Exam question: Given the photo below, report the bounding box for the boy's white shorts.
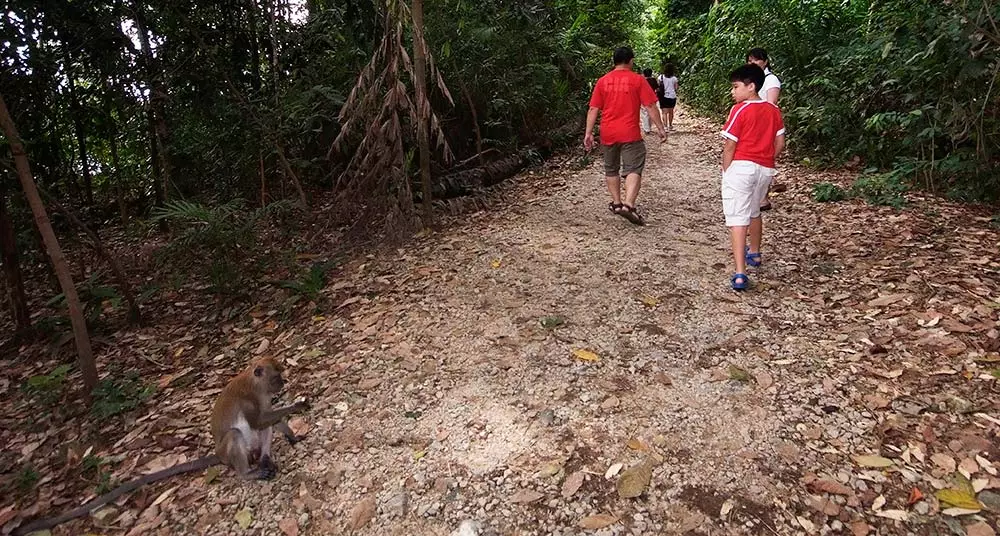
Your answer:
[722,160,776,227]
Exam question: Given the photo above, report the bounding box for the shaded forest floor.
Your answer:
[3,108,1000,536]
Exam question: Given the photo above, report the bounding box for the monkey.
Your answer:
[13,357,307,536]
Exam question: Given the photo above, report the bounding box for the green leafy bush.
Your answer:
[278,260,338,302]
[650,0,1000,201]
[812,182,848,203]
[851,173,908,208]
[21,364,72,406]
[91,373,154,419]
[152,199,293,293]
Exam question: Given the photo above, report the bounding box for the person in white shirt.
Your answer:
[747,48,782,210]
[747,48,781,104]
[657,64,679,131]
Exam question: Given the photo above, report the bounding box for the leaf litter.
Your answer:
[1,111,998,535]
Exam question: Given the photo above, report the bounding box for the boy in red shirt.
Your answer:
[584,47,667,225]
[720,64,785,290]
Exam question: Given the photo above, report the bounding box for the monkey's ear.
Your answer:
[254,366,264,377]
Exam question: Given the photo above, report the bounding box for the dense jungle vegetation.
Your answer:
[1,0,999,386]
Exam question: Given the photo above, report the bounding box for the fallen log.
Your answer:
[418,153,526,200]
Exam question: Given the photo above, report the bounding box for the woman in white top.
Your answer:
[747,48,780,104]
[747,48,782,210]
[657,64,679,131]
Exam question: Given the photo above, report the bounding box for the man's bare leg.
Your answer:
[624,172,642,208]
[606,175,622,205]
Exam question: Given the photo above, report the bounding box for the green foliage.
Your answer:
[45,271,122,325]
[152,199,293,293]
[851,172,908,208]
[650,0,1000,201]
[15,466,40,492]
[90,373,154,419]
[21,364,73,406]
[812,182,848,203]
[81,453,106,474]
[278,260,338,302]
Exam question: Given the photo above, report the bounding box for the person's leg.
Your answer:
[723,161,754,287]
[730,225,748,275]
[618,141,647,224]
[748,217,762,253]
[607,175,622,204]
[667,107,675,130]
[624,172,642,207]
[748,165,771,254]
[603,144,623,210]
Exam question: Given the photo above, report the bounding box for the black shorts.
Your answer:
[659,97,677,109]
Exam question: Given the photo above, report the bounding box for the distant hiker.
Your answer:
[657,64,679,131]
[584,47,667,226]
[720,64,785,291]
[747,47,783,210]
[641,68,659,134]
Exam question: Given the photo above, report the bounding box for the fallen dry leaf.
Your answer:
[617,458,655,499]
[572,349,600,362]
[278,517,299,536]
[907,486,924,505]
[578,514,618,529]
[854,455,894,468]
[234,508,253,530]
[850,520,871,536]
[288,417,310,438]
[347,496,376,530]
[605,463,624,479]
[932,453,957,473]
[509,489,545,504]
[966,521,997,536]
[562,471,585,499]
[807,479,852,496]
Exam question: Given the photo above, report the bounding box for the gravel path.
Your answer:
[135,109,998,536]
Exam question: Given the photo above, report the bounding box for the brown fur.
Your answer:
[13,357,307,536]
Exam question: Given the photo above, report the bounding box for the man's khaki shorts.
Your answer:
[602,140,646,177]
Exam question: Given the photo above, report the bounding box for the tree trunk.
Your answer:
[0,181,31,339]
[63,47,94,205]
[411,0,433,221]
[459,80,484,166]
[133,0,173,201]
[0,93,97,392]
[104,85,128,225]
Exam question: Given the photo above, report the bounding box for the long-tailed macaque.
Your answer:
[13,357,307,536]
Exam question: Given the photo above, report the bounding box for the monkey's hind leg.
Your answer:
[255,426,278,480]
[221,429,274,481]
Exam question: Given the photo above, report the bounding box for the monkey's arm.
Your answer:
[13,455,219,536]
[249,400,308,430]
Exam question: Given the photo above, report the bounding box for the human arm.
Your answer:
[647,103,667,141]
[584,106,599,151]
[723,139,737,172]
[774,133,785,157]
[766,87,780,104]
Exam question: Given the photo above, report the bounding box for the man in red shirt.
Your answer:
[720,64,785,290]
[584,47,667,225]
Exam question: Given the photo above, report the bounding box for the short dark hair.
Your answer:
[613,47,634,65]
[730,64,765,92]
[663,63,675,77]
[642,67,652,77]
[746,47,769,64]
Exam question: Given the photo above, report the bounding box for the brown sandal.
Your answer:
[619,204,645,226]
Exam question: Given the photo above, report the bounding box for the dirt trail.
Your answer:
[91,109,999,535]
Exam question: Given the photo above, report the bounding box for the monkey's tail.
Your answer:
[13,455,220,536]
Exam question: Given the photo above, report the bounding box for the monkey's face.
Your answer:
[252,359,286,395]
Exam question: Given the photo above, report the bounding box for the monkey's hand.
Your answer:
[292,396,310,412]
